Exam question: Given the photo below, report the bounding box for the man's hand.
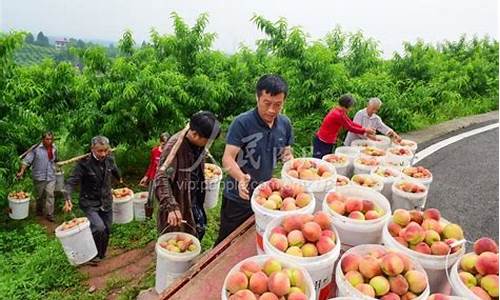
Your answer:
[238,174,251,200]
[365,127,376,135]
[167,210,182,227]
[139,176,149,187]
[281,146,294,162]
[63,200,73,213]
[15,171,23,180]
[366,133,377,140]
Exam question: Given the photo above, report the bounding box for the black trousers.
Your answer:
[214,196,253,245]
[312,135,334,159]
[84,208,112,259]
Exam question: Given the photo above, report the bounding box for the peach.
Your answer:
[474,238,499,255]
[427,294,452,300]
[442,223,464,240]
[286,268,306,290]
[268,194,283,207]
[389,274,409,296]
[362,199,375,212]
[476,252,499,275]
[345,198,363,213]
[268,271,291,297]
[259,185,273,198]
[255,196,266,205]
[270,233,288,252]
[470,286,493,300]
[326,192,345,203]
[409,210,424,225]
[295,193,311,208]
[414,242,431,255]
[395,252,414,273]
[268,178,282,191]
[321,229,336,243]
[240,261,262,278]
[280,185,295,198]
[380,292,402,300]
[480,274,499,297]
[349,211,365,220]
[287,170,299,179]
[460,252,479,273]
[341,253,362,273]
[369,248,387,259]
[381,253,405,276]
[249,271,269,294]
[300,214,314,224]
[345,270,364,287]
[401,292,418,300]
[291,184,305,197]
[302,222,321,242]
[356,283,376,297]
[313,211,332,230]
[286,246,303,257]
[281,198,297,211]
[227,271,249,293]
[393,209,411,226]
[458,271,477,288]
[287,230,305,247]
[263,259,282,276]
[287,291,307,300]
[421,219,443,234]
[328,200,346,215]
[282,216,303,232]
[301,243,318,257]
[316,236,335,255]
[359,255,382,279]
[388,222,403,237]
[370,276,391,296]
[404,270,427,294]
[401,222,425,245]
[395,236,409,248]
[425,230,441,245]
[365,210,381,220]
[263,200,277,210]
[423,208,441,221]
[271,226,287,236]
[258,292,279,300]
[230,289,256,300]
[431,241,450,256]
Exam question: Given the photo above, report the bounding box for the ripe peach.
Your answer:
[287,230,305,247]
[470,286,493,300]
[474,237,499,255]
[368,248,387,259]
[313,211,332,230]
[393,209,411,226]
[291,184,305,197]
[316,235,335,255]
[359,255,382,279]
[401,292,418,300]
[263,200,277,210]
[401,222,425,245]
[476,252,499,275]
[258,292,279,300]
[381,253,405,276]
[295,193,311,208]
[287,170,299,179]
[255,196,267,205]
[328,200,345,215]
[345,198,363,213]
[281,198,297,211]
[389,274,409,296]
[430,241,450,256]
[263,259,282,276]
[227,271,249,293]
[409,210,424,225]
[287,291,307,300]
[349,211,365,220]
[458,271,477,288]
[259,185,273,198]
[362,199,375,212]
[370,276,391,296]
[302,222,321,242]
[480,274,499,297]
[380,292,402,300]
[395,236,409,248]
[460,252,479,273]
[414,242,431,255]
[249,271,269,294]
[395,252,414,274]
[404,270,427,294]
[282,216,303,232]
[230,289,256,300]
[388,222,403,237]
[286,268,306,290]
[268,194,283,207]
[341,253,362,273]
[280,185,295,198]
[240,261,262,278]
[365,210,381,220]
[271,226,287,236]
[425,229,441,245]
[427,293,452,300]
[286,246,303,257]
[268,271,291,297]
[423,208,441,221]
[300,214,314,224]
[321,229,336,243]
[270,233,288,252]
[301,243,318,257]
[345,270,364,287]
[356,283,376,297]
[442,223,464,240]
[421,219,443,234]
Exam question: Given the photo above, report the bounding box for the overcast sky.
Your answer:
[1,0,498,57]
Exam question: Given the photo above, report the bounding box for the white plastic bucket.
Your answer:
[251,183,316,254]
[353,158,381,175]
[155,232,201,294]
[55,171,64,192]
[401,167,434,190]
[263,214,341,300]
[8,196,30,220]
[370,166,402,202]
[370,135,392,150]
[113,194,134,224]
[350,174,384,193]
[387,146,414,166]
[204,163,223,209]
[449,254,483,299]
[391,180,428,210]
[133,192,148,221]
[221,255,317,300]
[382,157,410,170]
[335,147,360,178]
[357,146,387,160]
[335,175,351,187]
[322,186,391,247]
[382,221,465,293]
[322,154,350,177]
[335,244,430,300]
[55,218,98,265]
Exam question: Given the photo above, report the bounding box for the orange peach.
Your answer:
[421,219,443,234]
[404,270,427,294]
[301,243,318,257]
[259,185,273,198]
[341,253,362,273]
[282,216,303,232]
[470,286,493,300]
[389,274,409,296]
[271,226,287,236]
[295,193,311,208]
[381,253,405,276]
[268,271,291,297]
[356,283,376,297]
[430,241,450,256]
[321,229,336,243]
[401,291,418,300]
[394,236,409,248]
[270,233,289,252]
[401,222,425,245]
[326,192,345,204]
[370,276,391,296]
[413,242,431,255]
[281,198,297,211]
[345,198,363,213]
[442,223,464,240]
[480,274,499,297]
[359,255,382,279]
[427,293,452,300]
[349,211,365,220]
[286,246,303,257]
[316,235,335,255]
[302,222,321,242]
[287,291,307,300]
[263,259,282,276]
[388,222,403,237]
[381,292,402,300]
[460,252,479,273]
[258,292,279,300]
[365,210,381,220]
[300,214,315,224]
[409,210,424,225]
[328,200,346,215]
[345,270,364,287]
[249,271,269,294]
[313,211,332,230]
[393,209,411,226]
[227,271,249,293]
[458,271,477,288]
[287,230,305,247]
[474,238,499,255]
[423,208,441,221]
[476,252,499,275]
[362,199,375,212]
[240,261,262,278]
[425,229,441,245]
[230,289,256,300]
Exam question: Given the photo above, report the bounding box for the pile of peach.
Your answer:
[336,176,350,187]
[388,147,413,157]
[356,157,380,167]
[60,217,87,231]
[374,167,399,178]
[254,178,312,211]
[112,188,133,199]
[352,174,382,189]
[204,163,222,180]
[159,234,197,253]
[394,181,426,194]
[326,191,384,221]
[402,166,432,179]
[360,146,386,157]
[8,191,29,200]
[286,159,333,181]
[323,154,348,166]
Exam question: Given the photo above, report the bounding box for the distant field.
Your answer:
[14,43,59,65]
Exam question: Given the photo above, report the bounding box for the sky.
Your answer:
[1,0,498,57]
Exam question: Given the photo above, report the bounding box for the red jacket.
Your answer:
[145,146,162,180]
[316,107,366,144]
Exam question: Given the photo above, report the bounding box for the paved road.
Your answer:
[418,124,498,245]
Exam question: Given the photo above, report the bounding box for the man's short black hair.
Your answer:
[42,131,54,139]
[339,94,356,109]
[189,111,221,140]
[256,74,288,99]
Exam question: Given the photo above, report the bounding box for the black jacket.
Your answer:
[64,154,121,211]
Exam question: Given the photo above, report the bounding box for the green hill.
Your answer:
[14,43,59,65]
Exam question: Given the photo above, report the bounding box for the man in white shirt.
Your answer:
[344,97,401,146]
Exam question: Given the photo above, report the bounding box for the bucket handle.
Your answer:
[159,220,198,236]
[444,239,470,288]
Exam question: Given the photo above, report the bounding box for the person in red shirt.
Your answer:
[313,94,375,158]
[139,132,170,218]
